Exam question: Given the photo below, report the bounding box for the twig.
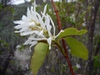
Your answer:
[51,0,75,75]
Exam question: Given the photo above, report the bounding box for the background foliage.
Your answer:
[0,0,100,75]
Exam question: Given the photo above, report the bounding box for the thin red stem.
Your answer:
[51,0,75,75]
[51,0,62,31]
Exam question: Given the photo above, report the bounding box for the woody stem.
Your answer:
[51,0,75,75]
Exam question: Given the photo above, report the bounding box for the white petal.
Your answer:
[32,0,37,11]
[39,30,43,36]
[47,25,52,37]
[31,6,38,22]
[43,4,47,14]
[33,31,44,37]
[15,25,26,29]
[29,37,47,41]
[20,31,35,36]
[24,39,32,45]
[19,27,29,32]
[14,20,25,24]
[34,12,45,28]
[33,31,40,35]
[22,15,30,21]
[14,24,28,29]
[29,22,35,26]
[29,41,37,51]
[14,21,35,29]
[44,15,52,36]
[30,41,37,45]
[46,23,52,37]
[27,7,32,18]
[14,25,22,29]
[47,37,52,50]
[14,31,20,33]
[45,15,50,26]
[55,30,64,38]
[49,15,55,36]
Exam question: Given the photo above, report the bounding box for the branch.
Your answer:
[51,0,75,75]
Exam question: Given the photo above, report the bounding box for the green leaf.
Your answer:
[0,52,2,55]
[0,4,3,10]
[58,28,87,38]
[65,37,88,60]
[31,0,34,2]
[30,42,49,75]
[10,8,14,14]
[78,30,87,35]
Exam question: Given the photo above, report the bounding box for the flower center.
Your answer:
[30,19,40,26]
[29,19,51,38]
[29,25,49,38]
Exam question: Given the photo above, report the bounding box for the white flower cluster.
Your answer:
[14,0,63,50]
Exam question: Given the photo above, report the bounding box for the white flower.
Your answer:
[14,0,63,50]
[43,0,46,2]
[70,14,75,22]
[76,63,81,69]
[82,23,86,27]
[16,45,21,49]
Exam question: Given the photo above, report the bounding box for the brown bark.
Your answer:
[87,0,100,75]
